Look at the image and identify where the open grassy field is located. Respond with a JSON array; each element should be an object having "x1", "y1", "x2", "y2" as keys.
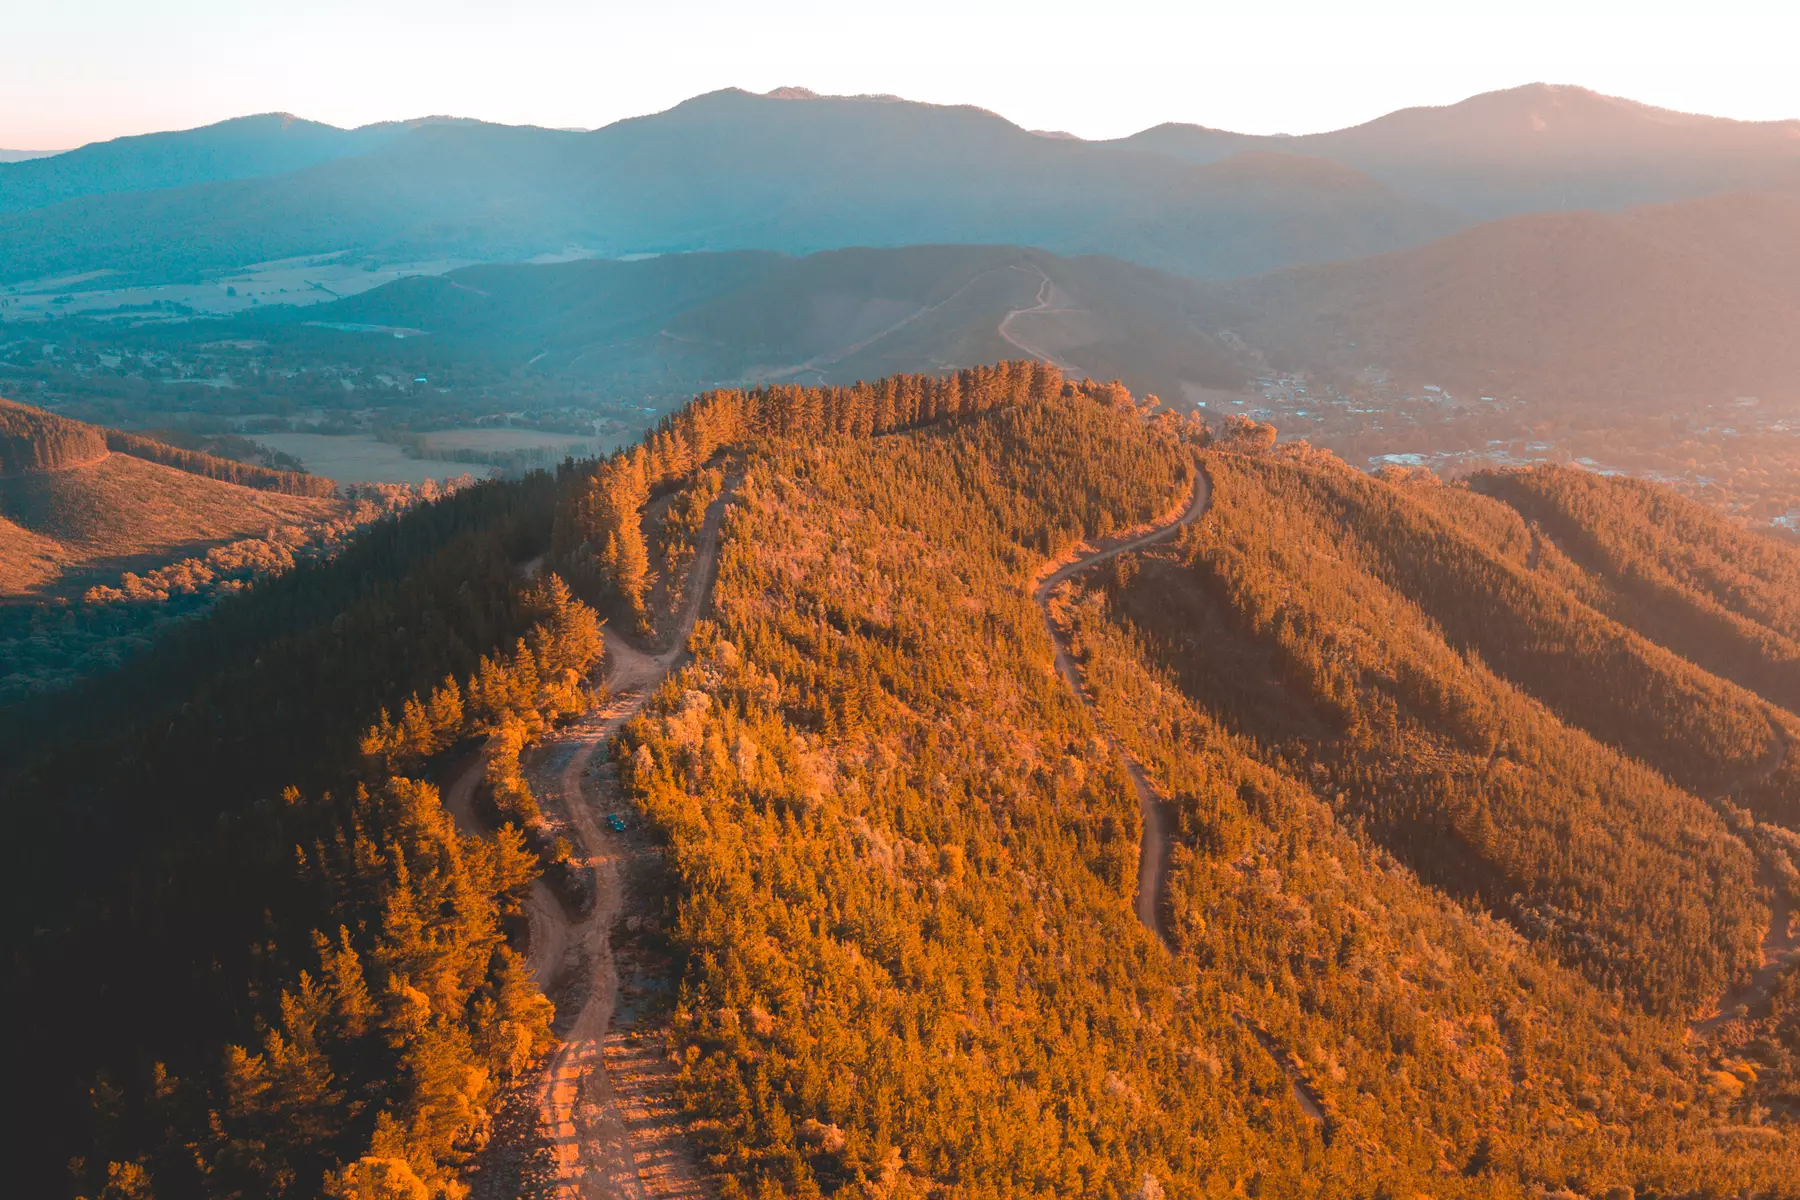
[
  {"x1": 254, "y1": 432, "x2": 479, "y2": 485},
  {"x1": 415, "y1": 428, "x2": 605, "y2": 456},
  {"x1": 0, "y1": 453, "x2": 342, "y2": 596}
]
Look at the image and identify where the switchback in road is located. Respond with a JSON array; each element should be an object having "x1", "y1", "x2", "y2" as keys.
[{"x1": 1031, "y1": 458, "x2": 1332, "y2": 1136}]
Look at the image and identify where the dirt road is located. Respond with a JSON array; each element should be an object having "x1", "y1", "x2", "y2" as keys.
[
  {"x1": 1032, "y1": 461, "x2": 1210, "y2": 938},
  {"x1": 446, "y1": 492, "x2": 733, "y2": 1199},
  {"x1": 997, "y1": 265, "x2": 1078, "y2": 372},
  {"x1": 528, "y1": 490, "x2": 732, "y2": 1200},
  {"x1": 1031, "y1": 459, "x2": 1330, "y2": 1135},
  {"x1": 767, "y1": 268, "x2": 1003, "y2": 382}
]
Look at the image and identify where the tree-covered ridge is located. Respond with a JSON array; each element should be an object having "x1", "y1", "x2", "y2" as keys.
[
  {"x1": 1479, "y1": 464, "x2": 1800, "y2": 643},
  {"x1": 10, "y1": 360, "x2": 1091, "y2": 1197},
  {"x1": 20, "y1": 360, "x2": 1800, "y2": 1200},
  {"x1": 551, "y1": 360, "x2": 1072, "y2": 629},
  {"x1": 1472, "y1": 463, "x2": 1800, "y2": 714},
  {"x1": 598, "y1": 379, "x2": 1792, "y2": 1197},
  {"x1": 103, "y1": 427, "x2": 336, "y2": 496},
  {"x1": 1059, "y1": 588, "x2": 1798, "y2": 1195},
  {"x1": 1, "y1": 395, "x2": 331, "y2": 494},
  {"x1": 0, "y1": 394, "x2": 107, "y2": 470},
  {"x1": 614, "y1": 391, "x2": 1294, "y2": 1198},
  {"x1": 70, "y1": 575, "x2": 605, "y2": 1200},
  {"x1": 1161, "y1": 451, "x2": 1763, "y2": 1015},
  {"x1": 1238, "y1": 458, "x2": 1795, "y2": 818}
]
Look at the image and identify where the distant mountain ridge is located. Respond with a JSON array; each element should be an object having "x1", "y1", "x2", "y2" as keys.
[
  {"x1": 256, "y1": 181, "x2": 1800, "y2": 417},
  {"x1": 253, "y1": 243, "x2": 1252, "y2": 403},
  {"x1": 7, "y1": 83, "x2": 1793, "y2": 288},
  {"x1": 0, "y1": 114, "x2": 492, "y2": 215},
  {"x1": 1119, "y1": 83, "x2": 1800, "y2": 217},
  {"x1": 1203, "y1": 190, "x2": 1800, "y2": 409},
  {"x1": 0, "y1": 88, "x2": 1457, "y2": 284}
]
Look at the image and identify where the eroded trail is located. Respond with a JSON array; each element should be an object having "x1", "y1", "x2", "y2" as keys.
[
  {"x1": 451, "y1": 492, "x2": 733, "y2": 1199},
  {"x1": 1032, "y1": 461, "x2": 1330, "y2": 1134}
]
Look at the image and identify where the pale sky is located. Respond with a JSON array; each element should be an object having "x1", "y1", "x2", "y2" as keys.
[{"x1": 3, "y1": 0, "x2": 1796, "y2": 150}]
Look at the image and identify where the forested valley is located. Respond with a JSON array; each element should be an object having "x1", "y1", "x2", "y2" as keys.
[{"x1": 8, "y1": 363, "x2": 1800, "y2": 1198}]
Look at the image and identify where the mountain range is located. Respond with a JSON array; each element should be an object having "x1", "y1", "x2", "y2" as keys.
[
  {"x1": 0, "y1": 90, "x2": 1456, "y2": 285},
  {"x1": 0, "y1": 114, "x2": 465, "y2": 215},
  {"x1": 6, "y1": 82, "x2": 1796, "y2": 292},
  {"x1": 1119, "y1": 82, "x2": 1800, "y2": 217},
  {"x1": 1202, "y1": 189, "x2": 1800, "y2": 409}
]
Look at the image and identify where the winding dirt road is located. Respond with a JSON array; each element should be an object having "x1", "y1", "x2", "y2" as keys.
[
  {"x1": 998, "y1": 265, "x2": 1079, "y2": 372},
  {"x1": 1032, "y1": 463, "x2": 1210, "y2": 935},
  {"x1": 447, "y1": 493, "x2": 733, "y2": 1199},
  {"x1": 527, "y1": 491, "x2": 732, "y2": 1200},
  {"x1": 1030, "y1": 459, "x2": 1331, "y2": 1134}
]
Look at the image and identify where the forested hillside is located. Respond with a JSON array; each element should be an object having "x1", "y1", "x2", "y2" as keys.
[
  {"x1": 1469, "y1": 464, "x2": 1800, "y2": 714},
  {"x1": 4, "y1": 466, "x2": 572, "y2": 1196},
  {"x1": 11, "y1": 366, "x2": 1800, "y2": 1198},
  {"x1": 1075, "y1": 433, "x2": 1800, "y2": 1187},
  {"x1": 0, "y1": 397, "x2": 446, "y2": 704},
  {"x1": 271, "y1": 244, "x2": 1252, "y2": 406},
  {"x1": 591, "y1": 384, "x2": 1800, "y2": 1194}
]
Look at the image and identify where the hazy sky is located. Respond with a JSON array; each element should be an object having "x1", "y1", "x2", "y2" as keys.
[{"x1": 4, "y1": 0, "x2": 1796, "y2": 149}]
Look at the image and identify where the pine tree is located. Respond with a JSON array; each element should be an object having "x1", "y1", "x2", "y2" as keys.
[
  {"x1": 315, "y1": 927, "x2": 377, "y2": 1040},
  {"x1": 613, "y1": 523, "x2": 653, "y2": 618},
  {"x1": 424, "y1": 677, "x2": 462, "y2": 750}
]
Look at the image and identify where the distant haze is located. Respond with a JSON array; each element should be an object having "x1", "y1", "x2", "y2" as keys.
[{"x1": 3, "y1": 0, "x2": 1797, "y2": 149}]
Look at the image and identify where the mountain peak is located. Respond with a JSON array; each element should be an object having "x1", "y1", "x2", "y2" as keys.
[{"x1": 1398, "y1": 81, "x2": 1798, "y2": 136}]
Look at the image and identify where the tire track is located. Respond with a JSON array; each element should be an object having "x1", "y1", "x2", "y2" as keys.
[{"x1": 998, "y1": 264, "x2": 1079, "y2": 372}]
